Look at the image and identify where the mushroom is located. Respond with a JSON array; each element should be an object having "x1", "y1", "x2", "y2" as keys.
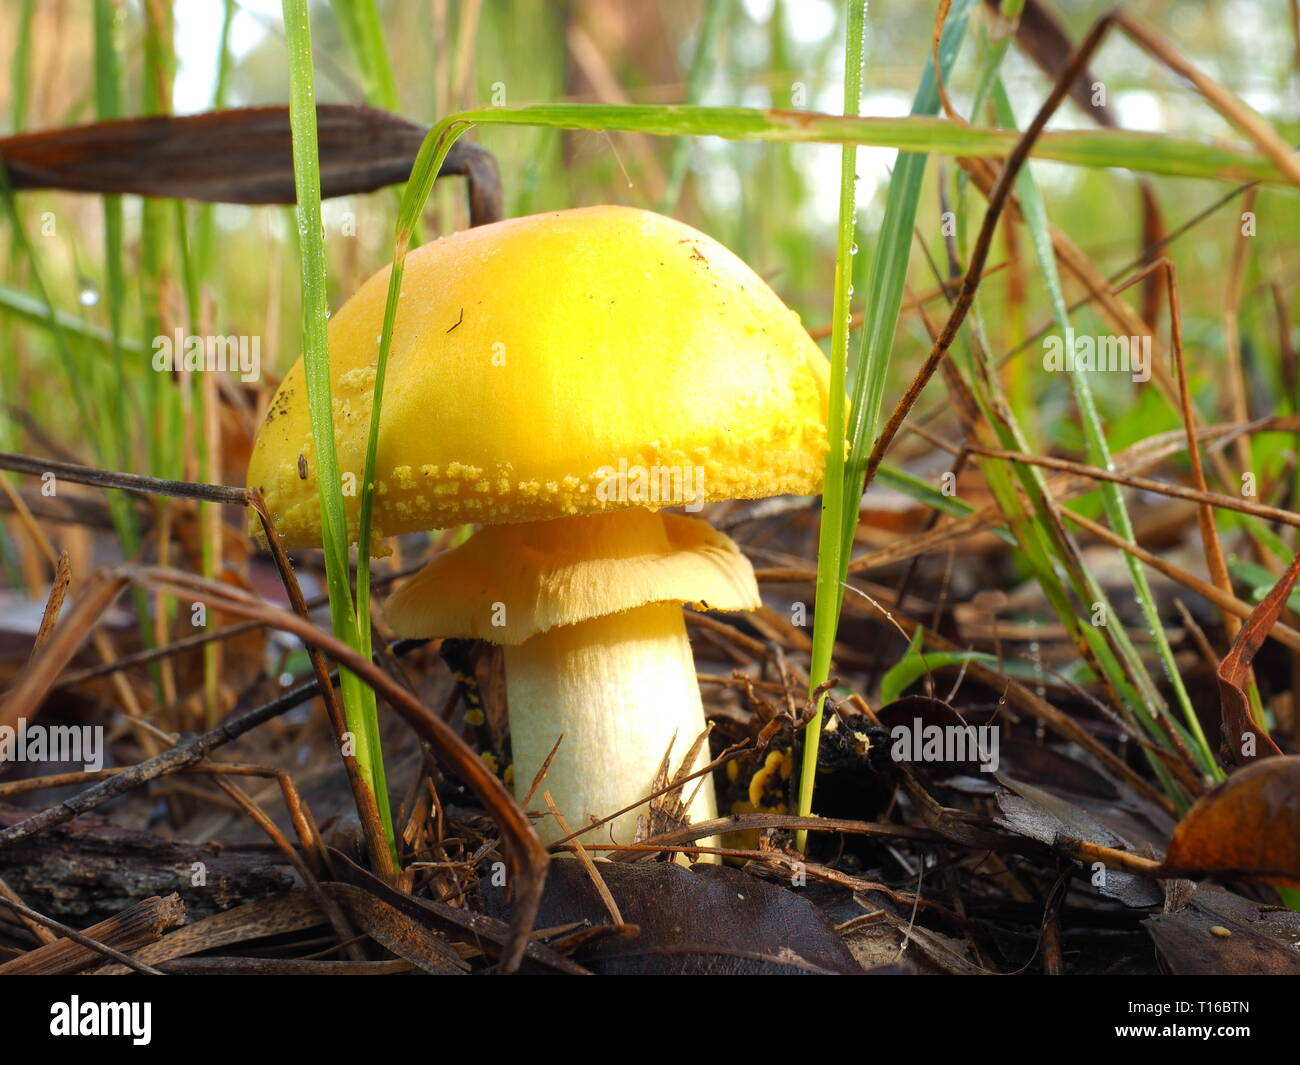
[{"x1": 247, "y1": 205, "x2": 830, "y2": 848}]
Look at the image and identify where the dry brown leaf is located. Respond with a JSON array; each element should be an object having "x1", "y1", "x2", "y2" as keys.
[{"x1": 1160, "y1": 757, "x2": 1300, "y2": 887}]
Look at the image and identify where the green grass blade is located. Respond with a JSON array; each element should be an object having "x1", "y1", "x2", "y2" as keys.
[
  {"x1": 331, "y1": 0, "x2": 399, "y2": 110},
  {"x1": 794, "y1": 0, "x2": 867, "y2": 847},
  {"x1": 9, "y1": 0, "x2": 35, "y2": 134},
  {"x1": 351, "y1": 124, "x2": 478, "y2": 812},
  {"x1": 282, "y1": 0, "x2": 396, "y2": 857},
  {"x1": 93, "y1": 0, "x2": 130, "y2": 471},
  {"x1": 840, "y1": 0, "x2": 975, "y2": 565},
  {"x1": 353, "y1": 121, "x2": 468, "y2": 625},
  {"x1": 797, "y1": 0, "x2": 974, "y2": 841},
  {"x1": 92, "y1": 0, "x2": 162, "y2": 695},
  {"x1": 0, "y1": 282, "x2": 144, "y2": 355},
  {"x1": 876, "y1": 461, "x2": 1016, "y2": 544},
  {"x1": 879, "y1": 627, "x2": 998, "y2": 706},
  {"x1": 439, "y1": 104, "x2": 1287, "y2": 184},
  {"x1": 140, "y1": 0, "x2": 176, "y2": 482},
  {"x1": 989, "y1": 76, "x2": 1218, "y2": 777},
  {"x1": 196, "y1": 0, "x2": 235, "y2": 275},
  {"x1": 0, "y1": 168, "x2": 94, "y2": 435}
]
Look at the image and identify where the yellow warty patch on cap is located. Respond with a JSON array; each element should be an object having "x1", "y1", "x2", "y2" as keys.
[
  {"x1": 384, "y1": 510, "x2": 760, "y2": 645},
  {"x1": 247, "y1": 204, "x2": 830, "y2": 551}
]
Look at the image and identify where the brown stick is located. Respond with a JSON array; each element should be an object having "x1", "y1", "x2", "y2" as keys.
[
  {"x1": 0, "y1": 893, "x2": 183, "y2": 975},
  {"x1": 965, "y1": 444, "x2": 1300, "y2": 529},
  {"x1": 248, "y1": 488, "x2": 396, "y2": 884},
  {"x1": 1061, "y1": 506, "x2": 1300, "y2": 653}
]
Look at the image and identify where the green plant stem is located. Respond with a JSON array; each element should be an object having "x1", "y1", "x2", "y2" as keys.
[
  {"x1": 795, "y1": 0, "x2": 866, "y2": 851},
  {"x1": 282, "y1": 0, "x2": 396, "y2": 863},
  {"x1": 990, "y1": 76, "x2": 1218, "y2": 779},
  {"x1": 432, "y1": 104, "x2": 1286, "y2": 185}
]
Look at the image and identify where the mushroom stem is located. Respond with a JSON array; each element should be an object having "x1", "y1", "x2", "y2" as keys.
[{"x1": 504, "y1": 600, "x2": 718, "y2": 848}]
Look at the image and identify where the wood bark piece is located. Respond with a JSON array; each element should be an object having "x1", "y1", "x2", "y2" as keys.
[
  {"x1": 0, "y1": 806, "x2": 294, "y2": 923},
  {"x1": 0, "y1": 893, "x2": 184, "y2": 975}
]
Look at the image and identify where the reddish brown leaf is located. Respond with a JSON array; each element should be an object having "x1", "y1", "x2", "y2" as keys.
[
  {"x1": 1159, "y1": 756, "x2": 1300, "y2": 887},
  {"x1": 1217, "y1": 548, "x2": 1298, "y2": 764}
]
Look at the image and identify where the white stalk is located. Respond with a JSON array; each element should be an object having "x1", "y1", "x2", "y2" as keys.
[{"x1": 503, "y1": 600, "x2": 718, "y2": 850}]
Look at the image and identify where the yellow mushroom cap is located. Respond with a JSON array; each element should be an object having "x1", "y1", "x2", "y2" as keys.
[
  {"x1": 247, "y1": 205, "x2": 830, "y2": 551},
  {"x1": 384, "y1": 509, "x2": 759, "y2": 645}
]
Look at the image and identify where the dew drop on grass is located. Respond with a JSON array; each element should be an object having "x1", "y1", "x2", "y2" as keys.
[{"x1": 78, "y1": 282, "x2": 99, "y2": 307}]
